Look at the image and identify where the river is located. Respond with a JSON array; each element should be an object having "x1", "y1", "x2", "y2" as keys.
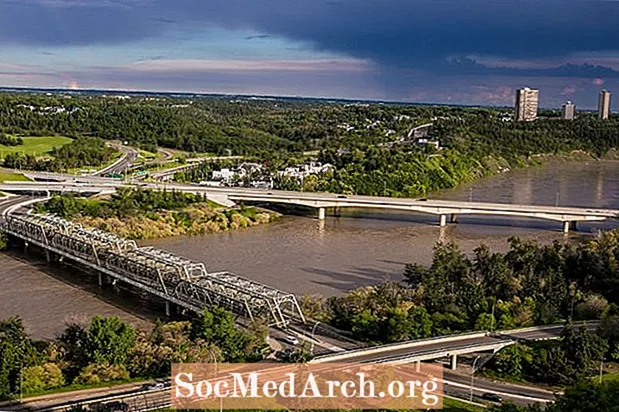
[{"x1": 2, "y1": 160, "x2": 619, "y2": 339}]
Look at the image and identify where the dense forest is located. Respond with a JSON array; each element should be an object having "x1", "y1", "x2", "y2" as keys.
[{"x1": 1, "y1": 93, "x2": 618, "y2": 157}]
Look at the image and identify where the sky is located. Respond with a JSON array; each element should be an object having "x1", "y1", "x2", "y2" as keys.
[{"x1": 1, "y1": 0, "x2": 619, "y2": 108}]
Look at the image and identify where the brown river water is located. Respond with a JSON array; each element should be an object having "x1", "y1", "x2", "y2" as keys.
[{"x1": 2, "y1": 160, "x2": 619, "y2": 339}]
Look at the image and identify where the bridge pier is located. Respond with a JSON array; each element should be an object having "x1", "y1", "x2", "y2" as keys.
[
  {"x1": 318, "y1": 207, "x2": 326, "y2": 220},
  {"x1": 98, "y1": 272, "x2": 103, "y2": 287},
  {"x1": 165, "y1": 301, "x2": 171, "y2": 317},
  {"x1": 333, "y1": 207, "x2": 341, "y2": 217},
  {"x1": 450, "y1": 214, "x2": 458, "y2": 223},
  {"x1": 563, "y1": 221, "x2": 578, "y2": 233},
  {"x1": 439, "y1": 214, "x2": 448, "y2": 227},
  {"x1": 450, "y1": 354, "x2": 458, "y2": 370},
  {"x1": 415, "y1": 361, "x2": 421, "y2": 372}
]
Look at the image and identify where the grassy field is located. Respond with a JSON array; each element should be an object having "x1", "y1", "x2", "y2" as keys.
[
  {"x1": 0, "y1": 136, "x2": 72, "y2": 158},
  {"x1": 0, "y1": 172, "x2": 33, "y2": 182}
]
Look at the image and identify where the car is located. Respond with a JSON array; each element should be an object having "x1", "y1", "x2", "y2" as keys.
[
  {"x1": 283, "y1": 335, "x2": 299, "y2": 345},
  {"x1": 145, "y1": 382, "x2": 166, "y2": 390},
  {"x1": 337, "y1": 195, "x2": 347, "y2": 199},
  {"x1": 481, "y1": 393, "x2": 503, "y2": 403},
  {"x1": 418, "y1": 198, "x2": 428, "y2": 201},
  {"x1": 102, "y1": 401, "x2": 129, "y2": 411}
]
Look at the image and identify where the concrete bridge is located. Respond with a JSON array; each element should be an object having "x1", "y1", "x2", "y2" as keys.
[
  {"x1": 310, "y1": 321, "x2": 599, "y2": 369},
  {"x1": 221, "y1": 190, "x2": 619, "y2": 232},
  {"x1": 2, "y1": 180, "x2": 618, "y2": 233}
]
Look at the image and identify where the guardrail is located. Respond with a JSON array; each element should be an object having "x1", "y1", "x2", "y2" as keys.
[
  {"x1": 492, "y1": 320, "x2": 601, "y2": 338},
  {"x1": 368, "y1": 341, "x2": 516, "y2": 365},
  {"x1": 310, "y1": 331, "x2": 489, "y2": 363}
]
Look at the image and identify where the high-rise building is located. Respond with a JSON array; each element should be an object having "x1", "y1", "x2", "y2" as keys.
[
  {"x1": 598, "y1": 90, "x2": 611, "y2": 120},
  {"x1": 561, "y1": 101, "x2": 576, "y2": 120},
  {"x1": 515, "y1": 87, "x2": 539, "y2": 121}
]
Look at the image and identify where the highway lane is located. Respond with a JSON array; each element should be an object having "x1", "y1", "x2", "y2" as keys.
[
  {"x1": 3, "y1": 179, "x2": 618, "y2": 220},
  {"x1": 327, "y1": 335, "x2": 508, "y2": 364},
  {"x1": 93, "y1": 144, "x2": 139, "y2": 176},
  {"x1": 20, "y1": 360, "x2": 555, "y2": 411}
]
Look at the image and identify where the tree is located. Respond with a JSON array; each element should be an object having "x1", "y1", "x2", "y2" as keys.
[
  {"x1": 21, "y1": 363, "x2": 65, "y2": 394},
  {"x1": 0, "y1": 317, "x2": 40, "y2": 400},
  {"x1": 190, "y1": 308, "x2": 265, "y2": 362},
  {"x1": 84, "y1": 316, "x2": 135, "y2": 366},
  {"x1": 550, "y1": 380, "x2": 619, "y2": 412}
]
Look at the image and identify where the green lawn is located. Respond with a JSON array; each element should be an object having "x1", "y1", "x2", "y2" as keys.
[
  {"x1": 0, "y1": 172, "x2": 33, "y2": 182},
  {"x1": 444, "y1": 396, "x2": 486, "y2": 411},
  {"x1": 599, "y1": 371, "x2": 619, "y2": 383},
  {"x1": 0, "y1": 136, "x2": 73, "y2": 158}
]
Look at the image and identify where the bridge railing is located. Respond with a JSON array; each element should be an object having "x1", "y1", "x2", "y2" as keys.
[{"x1": 310, "y1": 331, "x2": 489, "y2": 363}]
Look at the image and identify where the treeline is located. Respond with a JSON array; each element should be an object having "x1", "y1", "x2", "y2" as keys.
[
  {"x1": 0, "y1": 94, "x2": 420, "y2": 155},
  {"x1": 0, "y1": 307, "x2": 267, "y2": 400},
  {"x1": 0, "y1": 133, "x2": 22, "y2": 146},
  {"x1": 303, "y1": 232, "x2": 619, "y2": 344},
  {"x1": 2, "y1": 137, "x2": 115, "y2": 172},
  {"x1": 435, "y1": 114, "x2": 619, "y2": 160}
]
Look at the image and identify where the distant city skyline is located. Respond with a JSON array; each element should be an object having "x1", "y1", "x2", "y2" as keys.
[{"x1": 1, "y1": 0, "x2": 619, "y2": 108}]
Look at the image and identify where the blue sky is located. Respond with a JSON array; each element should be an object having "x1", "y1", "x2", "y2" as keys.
[{"x1": 1, "y1": 0, "x2": 619, "y2": 108}]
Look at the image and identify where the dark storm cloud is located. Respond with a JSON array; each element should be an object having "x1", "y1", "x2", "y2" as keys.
[
  {"x1": 0, "y1": 0, "x2": 159, "y2": 46},
  {"x1": 2, "y1": 0, "x2": 619, "y2": 74}
]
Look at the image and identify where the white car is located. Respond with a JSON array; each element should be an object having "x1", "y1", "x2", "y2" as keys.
[{"x1": 283, "y1": 335, "x2": 299, "y2": 345}]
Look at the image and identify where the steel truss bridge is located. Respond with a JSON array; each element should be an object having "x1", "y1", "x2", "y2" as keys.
[{"x1": 1, "y1": 213, "x2": 305, "y2": 327}]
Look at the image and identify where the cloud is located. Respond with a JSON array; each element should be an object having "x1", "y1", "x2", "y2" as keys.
[
  {"x1": 245, "y1": 34, "x2": 269, "y2": 41},
  {"x1": 2, "y1": 0, "x2": 619, "y2": 69},
  {"x1": 124, "y1": 58, "x2": 372, "y2": 73},
  {"x1": 2, "y1": 0, "x2": 619, "y2": 105},
  {"x1": 593, "y1": 78, "x2": 606, "y2": 86},
  {"x1": 561, "y1": 86, "x2": 578, "y2": 96}
]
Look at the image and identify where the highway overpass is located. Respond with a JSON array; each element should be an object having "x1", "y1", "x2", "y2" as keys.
[
  {"x1": 310, "y1": 321, "x2": 599, "y2": 369},
  {"x1": 2, "y1": 179, "x2": 618, "y2": 233}
]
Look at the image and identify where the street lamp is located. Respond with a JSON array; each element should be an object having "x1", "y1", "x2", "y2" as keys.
[
  {"x1": 310, "y1": 321, "x2": 321, "y2": 354},
  {"x1": 470, "y1": 355, "x2": 481, "y2": 402}
]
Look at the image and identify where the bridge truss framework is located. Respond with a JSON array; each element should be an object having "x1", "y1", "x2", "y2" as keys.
[{"x1": 1, "y1": 213, "x2": 305, "y2": 327}]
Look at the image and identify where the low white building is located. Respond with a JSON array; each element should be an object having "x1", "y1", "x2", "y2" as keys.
[
  {"x1": 277, "y1": 162, "x2": 334, "y2": 180},
  {"x1": 212, "y1": 168, "x2": 236, "y2": 182}
]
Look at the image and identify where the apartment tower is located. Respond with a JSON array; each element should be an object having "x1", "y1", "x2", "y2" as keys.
[
  {"x1": 515, "y1": 87, "x2": 539, "y2": 121},
  {"x1": 598, "y1": 90, "x2": 611, "y2": 120},
  {"x1": 561, "y1": 101, "x2": 576, "y2": 120}
]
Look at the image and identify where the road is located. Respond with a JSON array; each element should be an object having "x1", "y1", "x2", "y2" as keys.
[
  {"x1": 92, "y1": 144, "x2": 139, "y2": 176},
  {"x1": 312, "y1": 321, "x2": 599, "y2": 364}
]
